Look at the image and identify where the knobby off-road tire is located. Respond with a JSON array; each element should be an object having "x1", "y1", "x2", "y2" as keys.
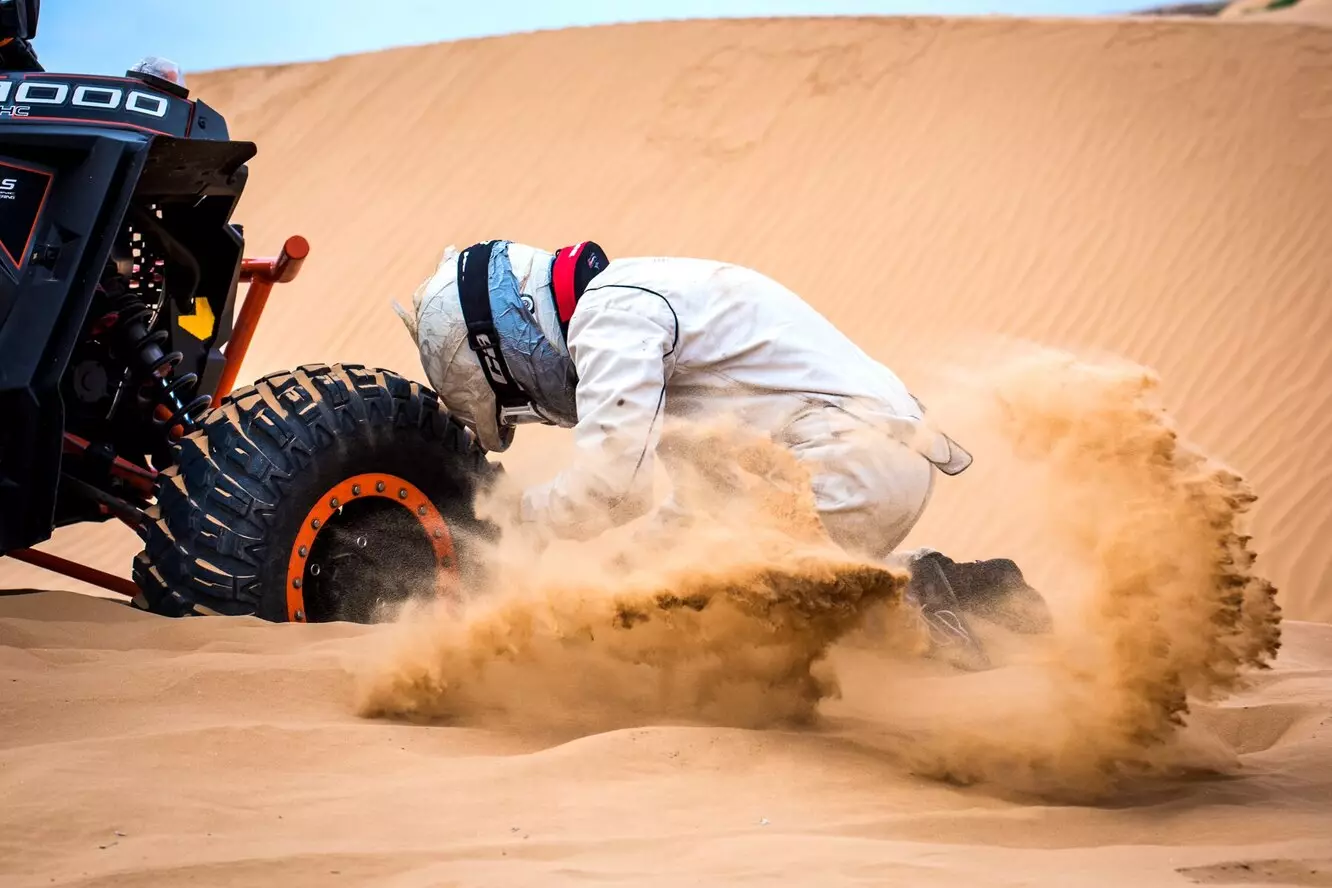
[{"x1": 132, "y1": 363, "x2": 498, "y2": 622}]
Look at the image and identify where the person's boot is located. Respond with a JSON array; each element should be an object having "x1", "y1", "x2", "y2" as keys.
[
  {"x1": 933, "y1": 554, "x2": 1054, "y2": 635},
  {"x1": 903, "y1": 550, "x2": 993, "y2": 672}
]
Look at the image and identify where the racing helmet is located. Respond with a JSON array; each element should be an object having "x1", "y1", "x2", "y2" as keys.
[{"x1": 395, "y1": 240, "x2": 607, "y2": 452}]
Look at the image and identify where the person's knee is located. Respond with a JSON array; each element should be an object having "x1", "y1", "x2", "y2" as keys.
[{"x1": 812, "y1": 446, "x2": 934, "y2": 560}]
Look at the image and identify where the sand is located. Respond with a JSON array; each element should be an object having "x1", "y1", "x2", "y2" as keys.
[
  {"x1": 1, "y1": 589, "x2": 1329, "y2": 886},
  {"x1": 1, "y1": 12, "x2": 1331, "y2": 887}
]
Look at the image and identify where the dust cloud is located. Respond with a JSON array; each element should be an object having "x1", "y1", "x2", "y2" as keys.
[
  {"x1": 354, "y1": 343, "x2": 1281, "y2": 796},
  {"x1": 834, "y1": 343, "x2": 1283, "y2": 796},
  {"x1": 354, "y1": 426, "x2": 912, "y2": 731}
]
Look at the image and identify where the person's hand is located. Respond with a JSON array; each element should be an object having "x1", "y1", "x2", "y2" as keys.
[
  {"x1": 478, "y1": 482, "x2": 552, "y2": 557},
  {"x1": 506, "y1": 498, "x2": 555, "y2": 557}
]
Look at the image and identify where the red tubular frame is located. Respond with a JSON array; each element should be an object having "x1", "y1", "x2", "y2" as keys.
[
  {"x1": 6, "y1": 548, "x2": 141, "y2": 599},
  {"x1": 62, "y1": 432, "x2": 158, "y2": 497},
  {"x1": 5, "y1": 236, "x2": 310, "y2": 600},
  {"x1": 213, "y1": 235, "x2": 310, "y2": 405}
]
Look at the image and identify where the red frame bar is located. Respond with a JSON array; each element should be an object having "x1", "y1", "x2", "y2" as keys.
[
  {"x1": 6, "y1": 548, "x2": 140, "y2": 599},
  {"x1": 214, "y1": 235, "x2": 310, "y2": 405},
  {"x1": 62, "y1": 432, "x2": 158, "y2": 497},
  {"x1": 239, "y1": 234, "x2": 310, "y2": 285}
]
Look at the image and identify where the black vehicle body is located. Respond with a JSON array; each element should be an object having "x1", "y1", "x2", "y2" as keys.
[{"x1": 0, "y1": 35, "x2": 253, "y2": 552}]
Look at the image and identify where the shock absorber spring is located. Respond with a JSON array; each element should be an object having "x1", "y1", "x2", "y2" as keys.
[{"x1": 104, "y1": 290, "x2": 212, "y2": 436}]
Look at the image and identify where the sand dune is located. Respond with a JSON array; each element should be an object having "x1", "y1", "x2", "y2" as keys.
[
  {"x1": 1, "y1": 13, "x2": 1331, "y2": 887},
  {"x1": 1, "y1": 588, "x2": 1329, "y2": 886}
]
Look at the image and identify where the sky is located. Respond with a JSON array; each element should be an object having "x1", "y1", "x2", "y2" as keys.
[{"x1": 33, "y1": 0, "x2": 1144, "y2": 77}]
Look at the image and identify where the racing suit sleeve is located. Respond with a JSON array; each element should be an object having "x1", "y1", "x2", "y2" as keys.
[{"x1": 519, "y1": 294, "x2": 678, "y2": 540}]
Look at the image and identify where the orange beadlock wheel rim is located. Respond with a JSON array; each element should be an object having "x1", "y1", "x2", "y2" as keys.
[{"x1": 286, "y1": 473, "x2": 458, "y2": 622}]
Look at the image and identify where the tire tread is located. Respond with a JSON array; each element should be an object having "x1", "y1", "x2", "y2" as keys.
[{"x1": 133, "y1": 363, "x2": 492, "y2": 618}]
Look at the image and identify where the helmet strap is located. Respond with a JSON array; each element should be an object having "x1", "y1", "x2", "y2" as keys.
[{"x1": 457, "y1": 240, "x2": 540, "y2": 428}]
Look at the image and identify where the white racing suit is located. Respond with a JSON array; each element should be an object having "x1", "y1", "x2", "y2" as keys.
[{"x1": 518, "y1": 257, "x2": 971, "y2": 559}]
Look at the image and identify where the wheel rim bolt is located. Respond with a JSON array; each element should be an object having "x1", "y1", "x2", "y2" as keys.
[
  {"x1": 295, "y1": 609, "x2": 305, "y2": 621},
  {"x1": 398, "y1": 488, "x2": 408, "y2": 500},
  {"x1": 293, "y1": 578, "x2": 302, "y2": 589},
  {"x1": 417, "y1": 505, "x2": 427, "y2": 516},
  {"x1": 311, "y1": 518, "x2": 321, "y2": 529},
  {"x1": 298, "y1": 546, "x2": 308, "y2": 557},
  {"x1": 433, "y1": 529, "x2": 443, "y2": 539},
  {"x1": 376, "y1": 481, "x2": 386, "y2": 493},
  {"x1": 330, "y1": 497, "x2": 340, "y2": 509},
  {"x1": 351, "y1": 485, "x2": 361, "y2": 496}
]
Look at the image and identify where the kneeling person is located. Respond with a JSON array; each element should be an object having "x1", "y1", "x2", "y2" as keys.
[{"x1": 396, "y1": 239, "x2": 1049, "y2": 666}]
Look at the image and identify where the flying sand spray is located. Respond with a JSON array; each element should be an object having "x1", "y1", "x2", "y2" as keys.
[{"x1": 353, "y1": 343, "x2": 1280, "y2": 797}]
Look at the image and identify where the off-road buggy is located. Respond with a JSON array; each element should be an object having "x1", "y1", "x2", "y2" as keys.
[{"x1": 0, "y1": 3, "x2": 498, "y2": 622}]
